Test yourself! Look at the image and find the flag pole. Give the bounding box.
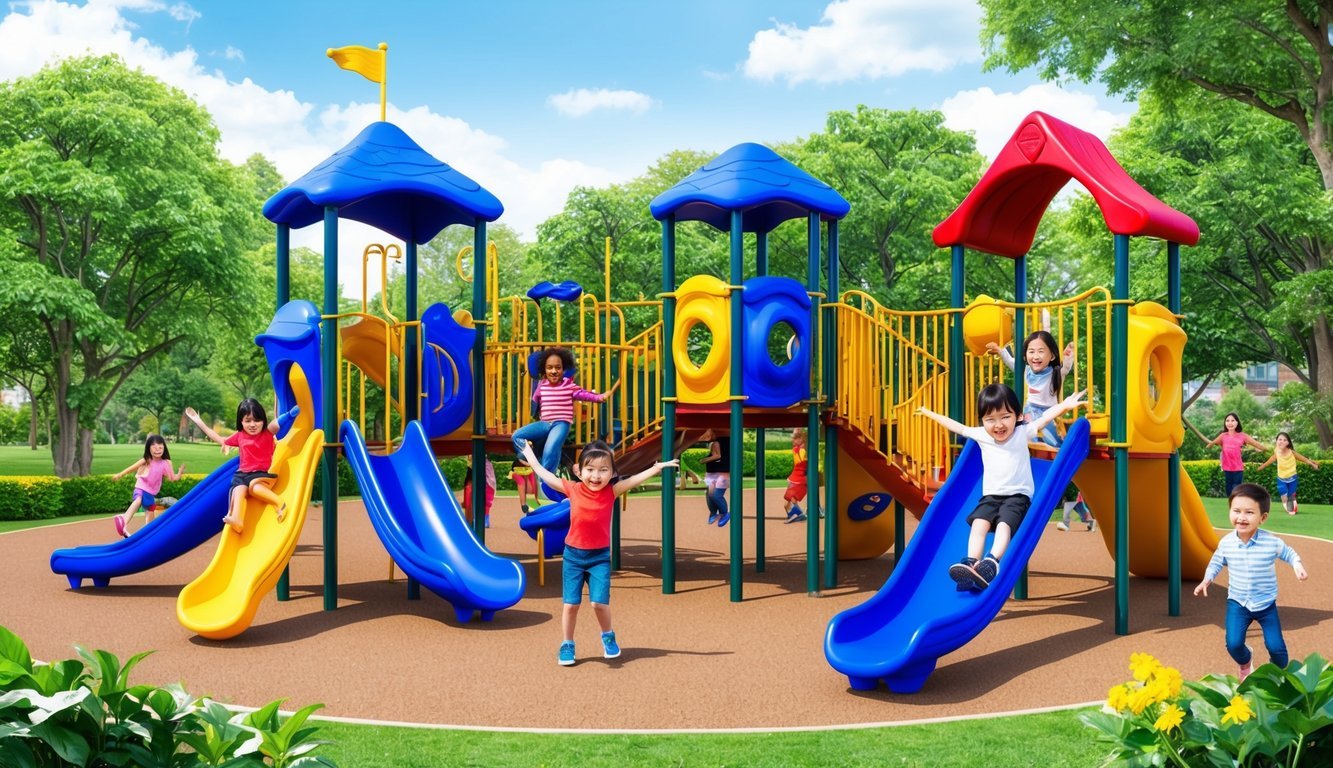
[378,42,388,122]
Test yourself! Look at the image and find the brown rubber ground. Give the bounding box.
[6,489,1331,730]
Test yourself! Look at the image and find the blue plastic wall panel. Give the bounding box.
[741,276,812,407]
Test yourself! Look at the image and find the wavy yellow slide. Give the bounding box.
[177,384,324,640]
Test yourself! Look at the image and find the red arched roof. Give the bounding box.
[932,111,1199,258]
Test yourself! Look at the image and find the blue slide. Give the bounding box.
[340,419,525,622]
[50,458,239,589]
[518,499,570,557]
[824,419,1090,694]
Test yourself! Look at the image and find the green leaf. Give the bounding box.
[30,720,91,765]
[0,625,32,671]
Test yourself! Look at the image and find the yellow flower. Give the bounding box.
[1221,695,1254,726]
[1155,666,1184,698]
[1154,703,1185,732]
[1130,652,1161,682]
[1106,683,1130,711]
[1129,685,1157,715]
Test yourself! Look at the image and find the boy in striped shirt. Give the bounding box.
[1194,483,1308,681]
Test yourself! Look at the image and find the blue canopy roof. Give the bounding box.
[649,143,849,234]
[262,122,503,244]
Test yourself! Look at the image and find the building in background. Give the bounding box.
[0,387,28,409]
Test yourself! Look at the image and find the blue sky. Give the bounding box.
[0,0,1133,297]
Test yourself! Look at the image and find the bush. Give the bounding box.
[680,448,795,479]
[1183,460,1332,503]
[0,624,338,766]
[0,477,64,521]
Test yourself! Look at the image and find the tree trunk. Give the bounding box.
[27,390,37,450]
[1313,311,1333,449]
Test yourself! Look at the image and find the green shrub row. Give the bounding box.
[1182,460,1332,503]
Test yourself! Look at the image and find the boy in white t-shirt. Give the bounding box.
[917,383,1085,591]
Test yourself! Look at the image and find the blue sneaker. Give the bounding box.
[716,510,730,527]
[601,631,621,659]
[707,511,719,525]
[558,641,575,666]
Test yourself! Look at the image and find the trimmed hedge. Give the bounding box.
[1183,460,1331,503]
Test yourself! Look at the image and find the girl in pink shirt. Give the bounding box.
[511,347,619,482]
[111,434,185,538]
[1204,412,1269,497]
[520,438,676,667]
[185,399,285,534]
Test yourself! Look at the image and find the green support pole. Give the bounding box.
[755,231,767,573]
[405,240,421,601]
[949,246,966,426]
[1013,254,1028,601]
[276,224,291,602]
[321,207,339,611]
[823,219,839,589]
[893,500,906,573]
[611,498,622,570]
[729,210,745,602]
[1167,241,1182,616]
[471,223,488,546]
[1113,234,1131,635]
[661,218,678,594]
[805,213,821,596]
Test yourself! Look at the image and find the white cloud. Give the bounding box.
[0,0,625,300]
[548,87,655,117]
[938,84,1133,161]
[743,0,980,85]
[222,45,243,61]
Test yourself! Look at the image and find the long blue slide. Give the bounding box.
[824,419,1090,693]
[50,458,239,589]
[340,419,525,622]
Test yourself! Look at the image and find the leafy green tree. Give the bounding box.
[980,0,1333,445]
[0,55,269,475]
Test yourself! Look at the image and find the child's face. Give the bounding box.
[1224,414,1239,431]
[580,455,614,491]
[1025,339,1056,371]
[241,415,265,435]
[149,442,165,458]
[544,355,565,385]
[1228,495,1266,539]
[981,406,1018,443]
[792,432,806,447]
[1276,434,1291,449]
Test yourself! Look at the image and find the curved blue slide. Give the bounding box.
[340,419,525,622]
[825,419,1090,694]
[50,458,239,589]
[518,499,570,557]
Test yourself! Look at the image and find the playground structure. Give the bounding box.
[45,52,1216,691]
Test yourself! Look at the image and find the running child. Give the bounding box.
[1257,432,1319,515]
[520,437,677,666]
[185,400,288,534]
[510,456,538,515]
[987,330,1075,447]
[700,429,730,527]
[111,434,185,537]
[784,427,810,524]
[462,456,497,528]
[1198,412,1268,497]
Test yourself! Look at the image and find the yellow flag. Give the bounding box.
[326,44,385,84]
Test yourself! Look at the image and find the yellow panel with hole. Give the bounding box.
[961,294,1014,358]
[1126,301,1185,454]
[673,274,731,404]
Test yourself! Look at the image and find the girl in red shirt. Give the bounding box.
[520,438,676,667]
[185,399,286,534]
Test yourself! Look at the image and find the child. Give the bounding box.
[462,456,497,528]
[520,438,676,666]
[917,382,1086,591]
[1194,483,1308,680]
[784,427,809,524]
[700,429,730,527]
[1201,412,1268,497]
[111,434,185,538]
[511,347,619,480]
[510,456,538,515]
[1055,489,1095,532]
[1257,432,1319,515]
[185,400,287,534]
[987,331,1075,447]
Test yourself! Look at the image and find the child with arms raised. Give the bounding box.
[1257,432,1319,515]
[1194,482,1307,680]
[111,434,185,537]
[512,346,619,480]
[520,437,676,666]
[918,382,1085,591]
[1198,412,1268,497]
[987,330,1074,447]
[185,400,287,534]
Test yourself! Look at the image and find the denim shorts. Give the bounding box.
[1276,476,1298,497]
[562,545,611,605]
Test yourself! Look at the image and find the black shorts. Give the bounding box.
[967,494,1031,531]
[231,470,278,489]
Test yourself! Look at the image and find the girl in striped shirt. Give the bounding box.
[512,347,619,481]
[1194,483,1307,681]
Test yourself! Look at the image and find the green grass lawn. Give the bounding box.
[0,442,230,477]
[1200,497,1332,540]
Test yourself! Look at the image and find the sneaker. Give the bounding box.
[601,631,621,659]
[113,515,127,538]
[973,556,999,587]
[1055,522,1069,531]
[521,504,530,515]
[707,511,719,525]
[1087,519,1097,532]
[716,510,730,527]
[558,641,576,666]
[949,560,981,591]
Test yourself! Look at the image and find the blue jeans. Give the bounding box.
[1024,404,1061,447]
[707,486,728,521]
[1225,599,1288,668]
[1223,470,1245,497]
[512,419,571,476]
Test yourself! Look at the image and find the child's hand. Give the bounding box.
[1295,563,1308,581]
[178,463,186,474]
[1060,389,1087,410]
[985,342,1001,355]
[1063,342,1075,358]
[112,471,122,481]
[1193,580,1210,597]
[222,445,235,456]
[655,459,679,471]
[184,406,199,422]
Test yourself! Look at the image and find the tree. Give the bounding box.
[980,0,1333,445]
[0,55,268,475]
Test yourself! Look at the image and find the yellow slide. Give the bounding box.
[177,371,324,640]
